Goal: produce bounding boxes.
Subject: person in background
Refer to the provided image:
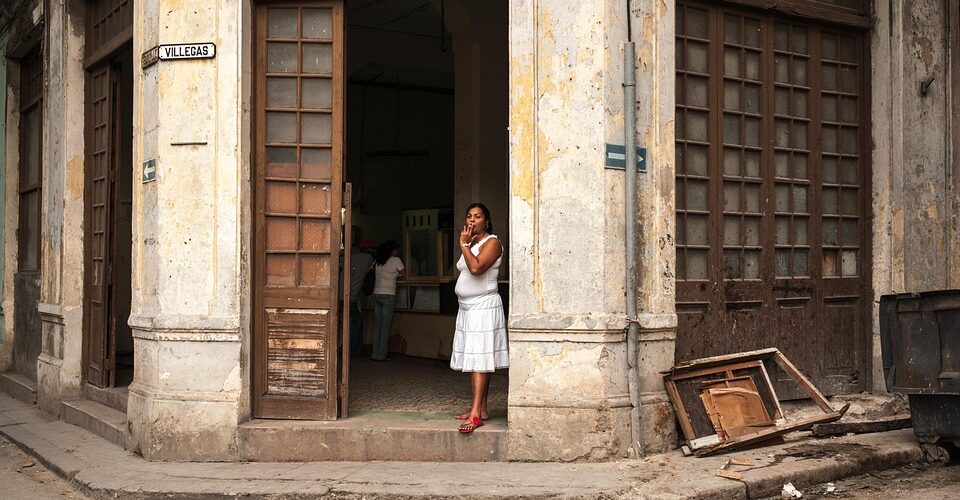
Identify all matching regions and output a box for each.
[450,203,507,433]
[349,239,377,355]
[371,240,405,361]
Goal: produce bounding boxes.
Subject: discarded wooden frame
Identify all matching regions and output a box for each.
[664,348,849,456]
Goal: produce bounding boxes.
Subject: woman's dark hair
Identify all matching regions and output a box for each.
[466,202,493,233]
[375,240,398,265]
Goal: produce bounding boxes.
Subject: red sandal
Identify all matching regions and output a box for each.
[459,416,483,433]
[455,412,488,420]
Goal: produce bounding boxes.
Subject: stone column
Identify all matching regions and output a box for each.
[36,0,86,415]
[127,0,248,461]
[506,0,676,460]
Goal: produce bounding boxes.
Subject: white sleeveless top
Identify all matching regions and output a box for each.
[455,235,502,300]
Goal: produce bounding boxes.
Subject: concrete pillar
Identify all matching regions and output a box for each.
[36,0,85,415]
[507,0,676,460]
[127,0,248,460]
[870,1,956,391]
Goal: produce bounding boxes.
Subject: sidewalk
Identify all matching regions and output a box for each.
[0,393,923,499]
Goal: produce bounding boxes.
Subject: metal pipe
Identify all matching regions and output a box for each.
[623,39,643,458]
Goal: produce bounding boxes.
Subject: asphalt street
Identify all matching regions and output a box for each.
[0,434,88,500]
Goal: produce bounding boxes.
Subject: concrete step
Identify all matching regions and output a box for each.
[61,399,127,448]
[0,372,37,405]
[239,411,506,462]
[82,383,128,413]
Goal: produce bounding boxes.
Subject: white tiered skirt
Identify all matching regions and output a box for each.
[450,292,509,372]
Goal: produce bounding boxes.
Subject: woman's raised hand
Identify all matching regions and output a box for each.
[460,224,474,245]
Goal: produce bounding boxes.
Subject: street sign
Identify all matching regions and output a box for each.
[604,143,647,172]
[142,159,157,183]
[157,43,216,61]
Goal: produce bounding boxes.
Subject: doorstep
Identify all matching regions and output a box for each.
[239,410,507,461]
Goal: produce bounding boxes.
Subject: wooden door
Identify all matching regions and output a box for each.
[83,62,116,388]
[252,2,344,419]
[674,2,868,397]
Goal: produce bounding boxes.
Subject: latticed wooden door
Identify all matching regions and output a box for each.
[252,2,344,419]
[674,1,868,397]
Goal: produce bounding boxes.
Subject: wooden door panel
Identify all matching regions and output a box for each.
[253,1,344,419]
[675,2,867,398]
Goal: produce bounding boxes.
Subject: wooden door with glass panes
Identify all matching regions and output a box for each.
[674,1,868,398]
[252,1,344,419]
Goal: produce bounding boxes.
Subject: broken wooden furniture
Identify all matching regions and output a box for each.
[664,348,848,456]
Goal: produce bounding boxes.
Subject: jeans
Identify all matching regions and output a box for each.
[349,300,364,354]
[371,294,395,360]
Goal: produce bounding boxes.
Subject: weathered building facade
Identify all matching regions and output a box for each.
[0,0,958,462]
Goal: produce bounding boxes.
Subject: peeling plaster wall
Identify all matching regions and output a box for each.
[0,41,16,372]
[127,0,247,461]
[871,1,959,391]
[507,0,677,460]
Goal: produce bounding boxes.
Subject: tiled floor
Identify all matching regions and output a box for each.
[348,354,508,416]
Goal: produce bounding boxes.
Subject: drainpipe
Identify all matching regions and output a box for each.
[623,1,644,459]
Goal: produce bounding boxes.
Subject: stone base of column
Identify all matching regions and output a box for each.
[36,353,63,415]
[37,304,78,416]
[636,319,679,454]
[505,329,632,461]
[126,323,243,461]
[638,391,677,454]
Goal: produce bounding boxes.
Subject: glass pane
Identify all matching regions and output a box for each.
[792,185,807,212]
[724,47,741,77]
[822,126,838,152]
[687,215,708,245]
[687,180,708,211]
[794,249,808,276]
[744,117,760,147]
[840,66,858,92]
[301,148,332,179]
[265,181,297,213]
[19,190,39,270]
[744,150,760,177]
[823,250,838,277]
[841,189,859,215]
[794,154,808,180]
[303,8,333,40]
[267,77,297,108]
[744,250,760,279]
[724,148,740,176]
[775,88,790,115]
[774,119,789,147]
[823,218,839,246]
[793,58,807,85]
[774,24,789,51]
[840,95,858,122]
[823,157,838,183]
[724,15,740,43]
[268,8,297,38]
[267,112,296,143]
[775,184,790,212]
[745,52,760,81]
[744,20,760,48]
[302,78,332,109]
[842,219,859,245]
[840,158,858,184]
[687,76,708,107]
[792,29,808,54]
[724,250,741,278]
[687,250,708,279]
[793,122,807,149]
[300,183,332,215]
[22,107,41,187]
[299,219,330,252]
[302,43,332,73]
[841,128,858,154]
[687,145,708,176]
[775,216,790,245]
[724,81,740,110]
[822,95,838,122]
[822,34,837,60]
[723,114,740,144]
[841,250,858,276]
[267,43,298,73]
[724,182,740,212]
[687,111,708,142]
[676,216,686,245]
[266,217,297,251]
[839,36,858,63]
[744,184,760,213]
[724,216,740,246]
[687,41,708,73]
[795,218,808,245]
[793,91,808,118]
[299,255,330,286]
[745,217,760,246]
[266,254,296,286]
[821,64,837,91]
[774,55,789,83]
[823,187,839,214]
[775,249,790,277]
[744,84,760,114]
[686,8,708,38]
[301,113,331,144]
[267,147,297,178]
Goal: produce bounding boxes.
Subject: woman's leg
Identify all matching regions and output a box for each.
[469,372,489,418]
[371,295,384,360]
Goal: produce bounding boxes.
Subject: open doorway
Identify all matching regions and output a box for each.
[343,0,509,417]
[82,41,134,396]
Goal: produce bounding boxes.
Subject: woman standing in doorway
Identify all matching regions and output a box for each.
[371,240,405,361]
[451,203,508,433]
